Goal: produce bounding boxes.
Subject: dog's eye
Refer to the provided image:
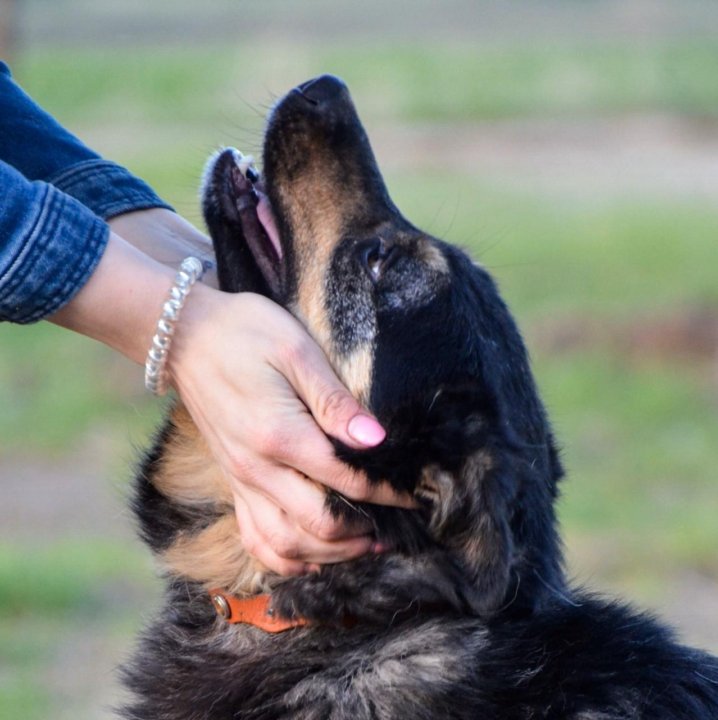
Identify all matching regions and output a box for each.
[357,237,400,284]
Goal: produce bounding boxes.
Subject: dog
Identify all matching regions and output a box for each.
[123,75,718,719]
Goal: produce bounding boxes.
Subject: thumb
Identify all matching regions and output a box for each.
[281,339,386,449]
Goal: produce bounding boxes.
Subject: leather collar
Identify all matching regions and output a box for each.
[209,589,310,633]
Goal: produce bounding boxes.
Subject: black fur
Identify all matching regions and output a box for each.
[123,75,718,719]
[133,419,228,552]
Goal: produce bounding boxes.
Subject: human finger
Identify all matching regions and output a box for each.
[232,486,376,573]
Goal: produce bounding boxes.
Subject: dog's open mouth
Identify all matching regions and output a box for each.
[207,147,284,297]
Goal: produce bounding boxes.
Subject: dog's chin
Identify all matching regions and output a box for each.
[203,147,285,298]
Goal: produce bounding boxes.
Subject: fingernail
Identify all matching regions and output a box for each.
[348,414,386,447]
[371,542,391,554]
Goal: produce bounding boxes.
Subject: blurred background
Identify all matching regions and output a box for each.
[1,0,717,717]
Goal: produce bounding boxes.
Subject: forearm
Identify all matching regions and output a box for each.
[49,230,206,366]
[51,203,222,366]
[0,161,108,324]
[109,208,218,288]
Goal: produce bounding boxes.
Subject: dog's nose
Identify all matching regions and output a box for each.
[296,75,347,105]
[358,237,400,284]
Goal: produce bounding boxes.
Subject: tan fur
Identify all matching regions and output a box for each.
[153,405,272,594]
[278,163,346,352]
[153,405,232,508]
[417,466,460,537]
[278,160,377,406]
[458,450,498,568]
[160,514,271,596]
[418,450,495,543]
[465,449,494,479]
[332,342,374,407]
[417,238,450,274]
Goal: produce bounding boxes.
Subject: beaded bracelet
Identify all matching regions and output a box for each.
[144,257,205,396]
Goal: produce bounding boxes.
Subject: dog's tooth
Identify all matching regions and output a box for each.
[228,148,245,165]
[232,151,258,182]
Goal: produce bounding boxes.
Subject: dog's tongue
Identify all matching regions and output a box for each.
[231,150,282,262]
[255,190,282,261]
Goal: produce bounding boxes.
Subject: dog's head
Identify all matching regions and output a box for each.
[194,75,564,620]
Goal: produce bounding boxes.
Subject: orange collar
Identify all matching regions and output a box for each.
[209,589,310,633]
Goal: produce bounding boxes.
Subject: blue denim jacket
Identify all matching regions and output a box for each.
[0,62,173,323]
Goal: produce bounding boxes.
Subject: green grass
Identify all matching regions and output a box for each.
[0,673,51,720]
[14,47,234,126]
[0,540,153,615]
[15,39,718,127]
[0,323,162,452]
[541,355,718,560]
[323,40,718,122]
[12,36,718,228]
[0,540,156,719]
[389,175,718,318]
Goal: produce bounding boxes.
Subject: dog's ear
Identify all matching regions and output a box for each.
[405,391,518,616]
[421,416,563,618]
[416,430,520,617]
[423,448,517,616]
[201,150,272,296]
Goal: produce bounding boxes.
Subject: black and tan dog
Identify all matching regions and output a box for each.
[123,75,718,719]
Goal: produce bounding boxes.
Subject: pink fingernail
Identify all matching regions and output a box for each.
[371,542,391,554]
[347,414,386,447]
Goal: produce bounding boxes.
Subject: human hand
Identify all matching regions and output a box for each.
[96,209,410,575]
[54,208,404,576]
[167,286,412,576]
[109,208,219,288]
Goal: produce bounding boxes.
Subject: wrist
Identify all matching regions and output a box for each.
[49,231,177,366]
[109,208,218,289]
[163,279,227,393]
[144,257,206,395]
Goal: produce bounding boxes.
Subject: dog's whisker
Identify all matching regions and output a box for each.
[532,570,582,608]
[426,388,443,414]
[332,491,373,524]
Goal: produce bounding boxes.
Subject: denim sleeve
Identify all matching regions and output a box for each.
[0,159,109,323]
[0,61,173,219]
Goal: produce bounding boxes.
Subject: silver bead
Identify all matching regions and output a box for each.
[148,347,165,363]
[152,334,171,351]
[157,319,174,336]
[144,257,205,396]
[182,257,203,276]
[163,301,180,321]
